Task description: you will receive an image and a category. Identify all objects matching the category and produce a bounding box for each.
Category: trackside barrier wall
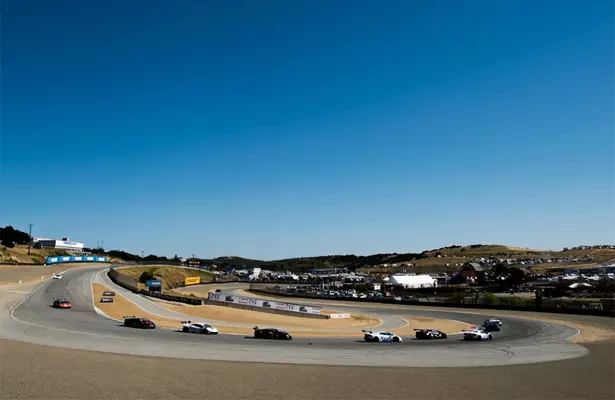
[207,291,327,319]
[46,255,108,264]
[106,268,328,317]
[249,285,615,318]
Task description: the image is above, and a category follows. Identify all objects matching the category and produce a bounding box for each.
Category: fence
[250,285,615,317]
[46,255,108,264]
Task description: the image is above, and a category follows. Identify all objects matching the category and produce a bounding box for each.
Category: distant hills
[1,226,614,270]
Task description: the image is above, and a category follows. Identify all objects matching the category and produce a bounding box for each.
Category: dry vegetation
[117,266,215,290]
[0,244,125,265]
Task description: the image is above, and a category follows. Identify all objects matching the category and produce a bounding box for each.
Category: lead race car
[362,330,403,343]
[463,328,493,341]
[181,321,219,334]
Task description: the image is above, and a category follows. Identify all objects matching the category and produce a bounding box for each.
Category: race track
[0,266,590,367]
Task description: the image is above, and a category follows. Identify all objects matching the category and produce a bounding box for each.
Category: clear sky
[1,0,613,260]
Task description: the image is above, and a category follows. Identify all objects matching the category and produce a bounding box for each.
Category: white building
[387,274,437,288]
[33,237,84,252]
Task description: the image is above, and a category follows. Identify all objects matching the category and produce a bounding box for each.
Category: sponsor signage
[146,280,162,288]
[207,292,321,315]
[100,297,114,303]
[103,291,115,296]
[46,255,108,265]
[329,313,351,319]
[184,277,201,286]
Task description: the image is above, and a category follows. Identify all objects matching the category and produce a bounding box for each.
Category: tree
[0,226,31,248]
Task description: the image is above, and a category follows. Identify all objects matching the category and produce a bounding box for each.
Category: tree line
[0,226,31,248]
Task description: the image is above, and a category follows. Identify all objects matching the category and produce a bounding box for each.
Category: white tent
[387,275,437,288]
[568,282,592,289]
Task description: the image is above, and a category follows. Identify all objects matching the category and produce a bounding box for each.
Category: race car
[463,328,493,341]
[52,273,63,280]
[181,321,219,334]
[52,299,71,309]
[414,329,447,340]
[363,330,403,343]
[483,318,503,331]
[123,316,156,329]
[253,326,292,340]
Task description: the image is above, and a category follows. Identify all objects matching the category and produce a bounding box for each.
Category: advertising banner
[46,255,109,265]
[100,298,114,303]
[103,291,115,296]
[184,277,201,286]
[207,292,321,315]
[146,280,162,288]
[329,313,351,319]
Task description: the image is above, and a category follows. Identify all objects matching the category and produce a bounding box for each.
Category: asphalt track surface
[1,266,589,367]
[1,265,614,400]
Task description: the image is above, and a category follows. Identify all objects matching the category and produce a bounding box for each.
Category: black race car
[123,316,156,329]
[253,326,292,340]
[414,329,447,340]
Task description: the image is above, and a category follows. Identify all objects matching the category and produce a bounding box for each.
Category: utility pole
[141,250,144,258]
[27,224,33,255]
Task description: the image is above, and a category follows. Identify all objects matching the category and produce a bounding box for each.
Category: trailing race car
[253,326,292,340]
[52,299,72,309]
[363,330,403,343]
[123,316,156,329]
[414,329,447,340]
[181,321,219,334]
[52,273,63,280]
[463,328,493,341]
[483,318,502,331]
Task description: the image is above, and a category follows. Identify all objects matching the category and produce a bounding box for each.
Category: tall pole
[27,224,33,255]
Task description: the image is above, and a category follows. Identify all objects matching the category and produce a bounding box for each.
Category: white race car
[181,321,219,335]
[463,328,493,341]
[52,273,63,280]
[363,330,403,343]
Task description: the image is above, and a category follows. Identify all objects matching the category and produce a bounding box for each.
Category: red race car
[53,299,72,309]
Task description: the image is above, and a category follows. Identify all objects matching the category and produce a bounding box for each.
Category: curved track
[0,266,589,367]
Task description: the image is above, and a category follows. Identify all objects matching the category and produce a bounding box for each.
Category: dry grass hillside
[0,245,70,264]
[116,266,215,290]
[0,244,124,265]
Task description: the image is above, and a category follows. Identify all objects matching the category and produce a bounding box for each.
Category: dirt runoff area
[161,303,380,329]
[93,284,465,338]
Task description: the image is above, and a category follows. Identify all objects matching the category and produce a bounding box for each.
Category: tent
[387,275,437,288]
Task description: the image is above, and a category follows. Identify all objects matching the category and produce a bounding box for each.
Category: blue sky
[1,0,613,260]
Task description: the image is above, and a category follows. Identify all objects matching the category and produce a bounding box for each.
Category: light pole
[27,224,33,255]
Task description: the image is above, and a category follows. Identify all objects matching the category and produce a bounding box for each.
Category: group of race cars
[50,293,503,343]
[362,317,503,343]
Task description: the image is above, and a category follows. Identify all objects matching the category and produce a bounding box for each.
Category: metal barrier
[46,255,108,264]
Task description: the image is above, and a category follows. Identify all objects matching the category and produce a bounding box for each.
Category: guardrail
[249,285,615,317]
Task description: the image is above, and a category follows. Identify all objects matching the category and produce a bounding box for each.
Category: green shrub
[482,292,499,305]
